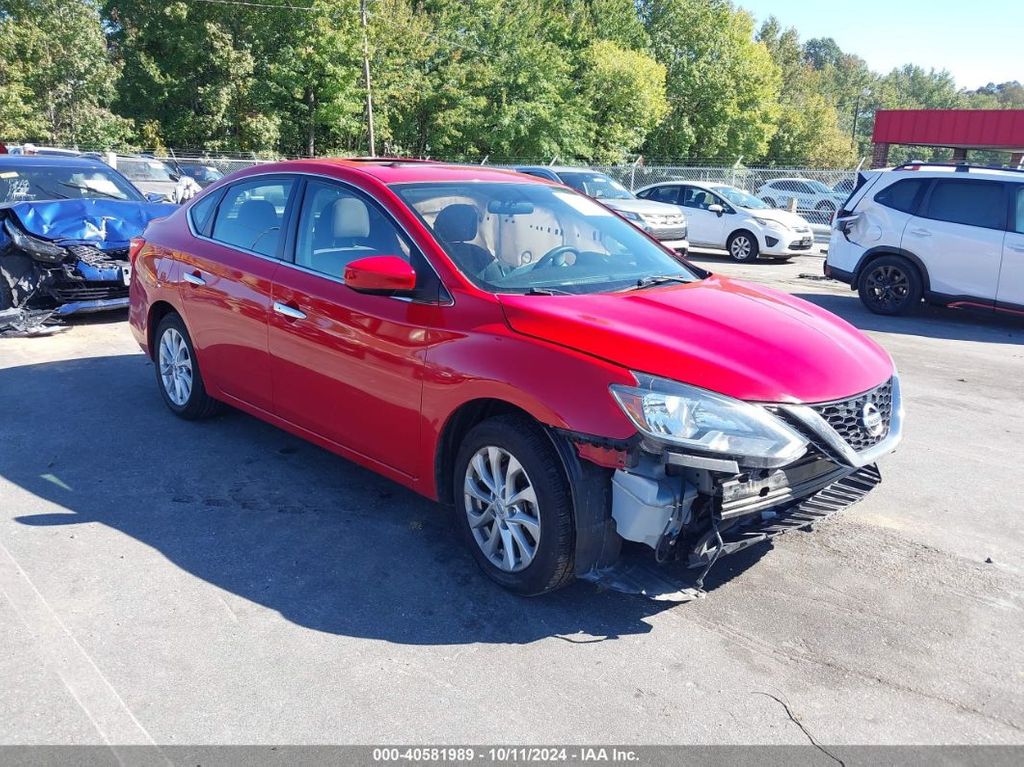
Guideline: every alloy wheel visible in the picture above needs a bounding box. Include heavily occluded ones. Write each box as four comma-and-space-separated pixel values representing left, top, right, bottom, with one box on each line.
158, 327, 193, 406
463, 446, 541, 573
865, 264, 910, 311
731, 235, 753, 260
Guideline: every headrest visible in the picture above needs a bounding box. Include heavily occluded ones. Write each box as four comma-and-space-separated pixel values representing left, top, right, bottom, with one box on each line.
329, 197, 370, 239
235, 199, 277, 231
434, 203, 479, 243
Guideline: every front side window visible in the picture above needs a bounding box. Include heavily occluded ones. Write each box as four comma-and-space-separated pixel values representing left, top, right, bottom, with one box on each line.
210, 178, 294, 257
922, 180, 1006, 230
294, 180, 411, 277
642, 186, 680, 205
681, 187, 720, 210
392, 181, 698, 295
874, 179, 928, 214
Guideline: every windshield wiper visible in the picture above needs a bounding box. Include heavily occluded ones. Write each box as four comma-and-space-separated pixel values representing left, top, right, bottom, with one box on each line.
524, 286, 572, 295
58, 182, 121, 200
627, 275, 690, 291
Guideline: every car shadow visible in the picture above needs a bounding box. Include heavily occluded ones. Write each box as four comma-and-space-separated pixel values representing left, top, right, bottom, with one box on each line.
792, 291, 1024, 345
1, 354, 770, 645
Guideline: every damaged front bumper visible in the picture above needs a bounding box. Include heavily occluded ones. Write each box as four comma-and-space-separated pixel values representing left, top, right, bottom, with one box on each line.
588, 377, 903, 593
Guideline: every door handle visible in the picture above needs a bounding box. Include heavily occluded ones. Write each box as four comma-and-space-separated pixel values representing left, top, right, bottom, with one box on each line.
1010, 244, 1024, 253
909, 228, 932, 237
273, 301, 306, 320
183, 271, 206, 286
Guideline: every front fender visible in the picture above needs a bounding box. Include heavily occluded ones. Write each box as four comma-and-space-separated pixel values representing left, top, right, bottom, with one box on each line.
418, 329, 638, 497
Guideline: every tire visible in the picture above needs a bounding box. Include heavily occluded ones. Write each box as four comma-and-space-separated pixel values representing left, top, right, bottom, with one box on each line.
0, 272, 13, 311
153, 312, 220, 419
857, 255, 923, 316
727, 231, 759, 262
453, 414, 575, 596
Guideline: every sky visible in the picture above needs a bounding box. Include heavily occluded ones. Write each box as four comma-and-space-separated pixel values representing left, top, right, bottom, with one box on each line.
737, 0, 1023, 90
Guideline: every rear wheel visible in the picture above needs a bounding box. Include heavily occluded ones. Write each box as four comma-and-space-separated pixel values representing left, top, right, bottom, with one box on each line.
453, 415, 575, 595
857, 255, 923, 316
153, 312, 220, 419
727, 231, 759, 262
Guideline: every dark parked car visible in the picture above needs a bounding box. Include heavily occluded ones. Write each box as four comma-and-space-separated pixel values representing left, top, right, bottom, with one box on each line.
178, 163, 225, 188
0, 155, 174, 328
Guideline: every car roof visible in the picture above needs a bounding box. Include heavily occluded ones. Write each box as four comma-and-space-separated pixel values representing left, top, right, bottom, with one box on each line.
883, 165, 1024, 182
231, 158, 542, 185
0, 154, 112, 169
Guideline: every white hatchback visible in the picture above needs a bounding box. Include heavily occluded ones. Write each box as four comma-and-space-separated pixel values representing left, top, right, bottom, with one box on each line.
637, 181, 815, 261
827, 163, 1024, 316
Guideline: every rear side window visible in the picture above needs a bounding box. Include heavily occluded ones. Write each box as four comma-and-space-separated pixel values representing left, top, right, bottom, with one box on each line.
211, 178, 294, 256
922, 180, 1006, 230
188, 192, 219, 235
874, 179, 928, 214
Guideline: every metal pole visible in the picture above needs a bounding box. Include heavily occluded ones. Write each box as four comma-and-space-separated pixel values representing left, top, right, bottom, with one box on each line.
360, 0, 376, 156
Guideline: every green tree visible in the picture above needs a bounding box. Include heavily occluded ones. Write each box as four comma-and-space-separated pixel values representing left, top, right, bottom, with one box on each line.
580, 40, 667, 162
640, 0, 781, 161
0, 0, 131, 146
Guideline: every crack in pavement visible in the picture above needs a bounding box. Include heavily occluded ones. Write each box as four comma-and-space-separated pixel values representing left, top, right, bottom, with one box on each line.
753, 691, 845, 766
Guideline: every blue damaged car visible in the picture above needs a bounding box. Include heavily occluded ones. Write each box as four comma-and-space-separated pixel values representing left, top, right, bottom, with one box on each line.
0, 155, 175, 329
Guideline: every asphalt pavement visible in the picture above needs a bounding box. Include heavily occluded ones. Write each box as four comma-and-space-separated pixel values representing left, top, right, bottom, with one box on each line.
1, 253, 1022, 746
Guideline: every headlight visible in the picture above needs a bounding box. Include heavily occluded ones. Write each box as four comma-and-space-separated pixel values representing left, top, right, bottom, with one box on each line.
619, 210, 644, 222
4, 219, 67, 262
610, 373, 808, 468
753, 217, 786, 230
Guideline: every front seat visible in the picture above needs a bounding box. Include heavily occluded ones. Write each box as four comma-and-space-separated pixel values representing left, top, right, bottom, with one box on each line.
433, 204, 493, 275
308, 196, 377, 275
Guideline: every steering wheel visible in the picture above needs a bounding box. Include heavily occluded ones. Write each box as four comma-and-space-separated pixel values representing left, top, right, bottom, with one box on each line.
531, 245, 580, 271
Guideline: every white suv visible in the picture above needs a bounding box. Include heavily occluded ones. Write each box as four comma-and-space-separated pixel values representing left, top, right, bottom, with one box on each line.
637, 181, 814, 261
826, 163, 1024, 316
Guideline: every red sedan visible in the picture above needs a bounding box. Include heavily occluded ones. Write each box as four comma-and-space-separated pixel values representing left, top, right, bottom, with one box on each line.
129, 159, 902, 595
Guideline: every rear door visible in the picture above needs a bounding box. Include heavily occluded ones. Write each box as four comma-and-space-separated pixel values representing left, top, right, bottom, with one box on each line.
177, 174, 296, 411
997, 184, 1024, 310
903, 178, 1007, 303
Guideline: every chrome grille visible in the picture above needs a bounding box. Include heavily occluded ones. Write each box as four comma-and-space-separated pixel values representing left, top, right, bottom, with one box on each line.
810, 379, 893, 451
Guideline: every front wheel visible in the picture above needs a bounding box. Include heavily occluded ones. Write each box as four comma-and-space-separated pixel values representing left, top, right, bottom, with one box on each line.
153, 312, 220, 419
857, 255, 923, 315
453, 415, 575, 595
727, 231, 759, 262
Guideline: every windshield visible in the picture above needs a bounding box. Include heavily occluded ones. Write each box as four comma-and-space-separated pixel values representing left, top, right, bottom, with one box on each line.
393, 182, 698, 295
714, 186, 769, 209
556, 171, 634, 200
806, 180, 833, 194
184, 166, 223, 183
117, 158, 175, 183
0, 162, 145, 203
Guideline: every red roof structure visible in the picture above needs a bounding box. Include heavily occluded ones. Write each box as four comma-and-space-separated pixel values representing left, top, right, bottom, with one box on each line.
873, 109, 1024, 151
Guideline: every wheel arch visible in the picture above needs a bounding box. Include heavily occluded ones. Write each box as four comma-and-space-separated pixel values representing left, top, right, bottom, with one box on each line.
855, 247, 931, 293
434, 397, 621, 577
146, 300, 180, 360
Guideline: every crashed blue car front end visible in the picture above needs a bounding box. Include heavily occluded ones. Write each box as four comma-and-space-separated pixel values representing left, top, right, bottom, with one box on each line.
0, 198, 174, 319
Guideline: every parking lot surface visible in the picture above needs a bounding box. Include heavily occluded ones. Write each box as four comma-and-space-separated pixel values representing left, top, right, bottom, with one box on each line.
2, 253, 1023, 746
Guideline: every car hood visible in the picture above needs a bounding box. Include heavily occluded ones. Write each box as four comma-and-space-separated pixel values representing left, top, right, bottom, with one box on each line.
2, 198, 176, 250
498, 276, 893, 404
601, 198, 683, 216
742, 208, 810, 229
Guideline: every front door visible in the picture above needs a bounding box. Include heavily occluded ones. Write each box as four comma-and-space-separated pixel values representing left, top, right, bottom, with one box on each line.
269, 178, 441, 477
997, 184, 1024, 310
177, 175, 296, 411
680, 185, 726, 247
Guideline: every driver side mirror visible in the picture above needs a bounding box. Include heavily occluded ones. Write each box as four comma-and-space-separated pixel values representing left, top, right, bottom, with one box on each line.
708, 204, 724, 217
344, 255, 417, 295
145, 192, 168, 203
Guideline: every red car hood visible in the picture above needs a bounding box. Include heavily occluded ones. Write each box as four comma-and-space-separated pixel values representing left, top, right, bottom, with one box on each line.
498, 276, 893, 404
